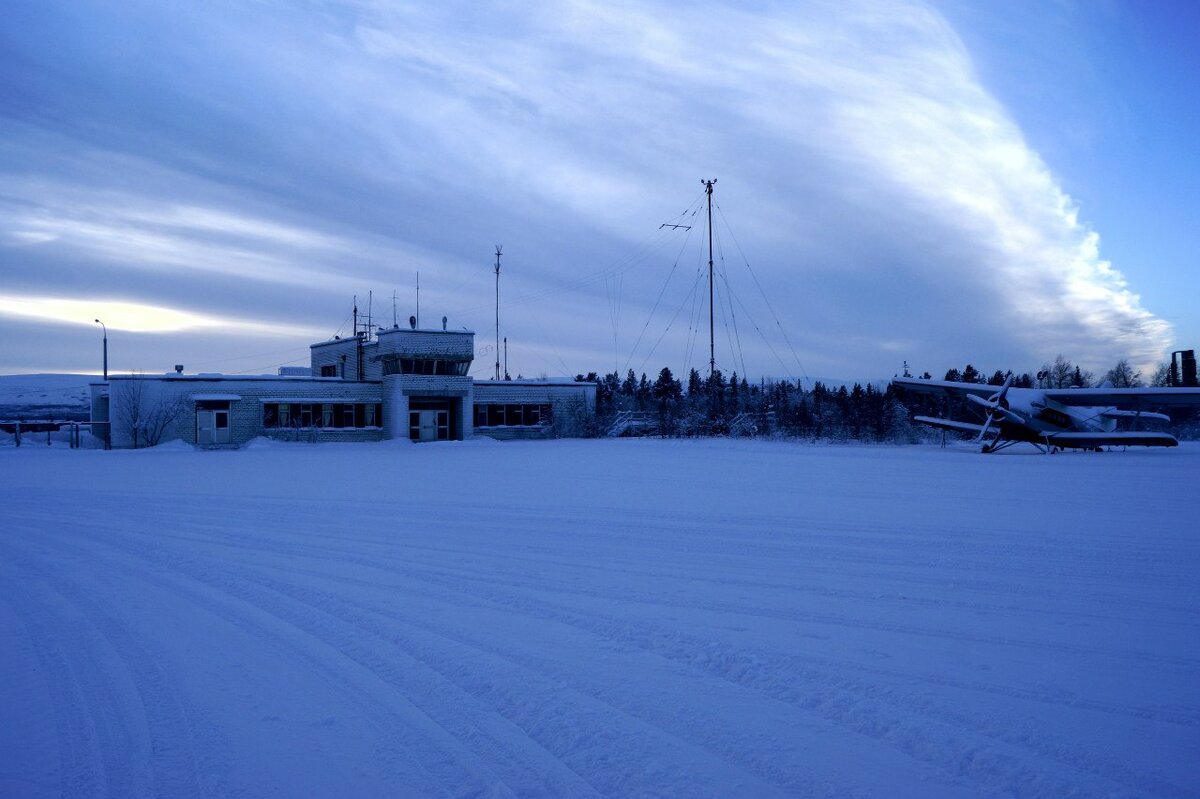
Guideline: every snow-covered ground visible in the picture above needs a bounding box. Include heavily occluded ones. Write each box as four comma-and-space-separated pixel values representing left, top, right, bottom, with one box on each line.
0, 374, 93, 421
0, 374, 94, 407
2, 438, 1197, 798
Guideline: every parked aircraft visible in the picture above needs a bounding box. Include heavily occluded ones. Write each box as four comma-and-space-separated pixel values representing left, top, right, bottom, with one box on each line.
892, 375, 1200, 453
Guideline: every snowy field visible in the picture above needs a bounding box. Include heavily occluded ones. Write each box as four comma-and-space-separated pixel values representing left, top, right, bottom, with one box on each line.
0, 374, 92, 420
2, 438, 1198, 798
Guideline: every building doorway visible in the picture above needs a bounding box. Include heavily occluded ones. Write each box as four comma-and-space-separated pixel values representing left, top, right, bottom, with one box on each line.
409, 409, 449, 442
406, 397, 457, 441
196, 408, 231, 444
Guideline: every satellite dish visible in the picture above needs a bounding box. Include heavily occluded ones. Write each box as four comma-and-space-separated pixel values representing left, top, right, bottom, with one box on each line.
409, 315, 416, 330
442, 316, 448, 331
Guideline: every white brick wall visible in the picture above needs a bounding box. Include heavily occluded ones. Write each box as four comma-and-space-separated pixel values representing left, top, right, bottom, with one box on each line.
99, 372, 596, 447
382, 374, 474, 440
473, 381, 596, 410
375, 328, 474, 359
104, 376, 382, 448
309, 337, 380, 380
472, 381, 597, 439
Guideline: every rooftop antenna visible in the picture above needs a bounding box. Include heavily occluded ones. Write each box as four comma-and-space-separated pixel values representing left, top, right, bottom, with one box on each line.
702, 178, 717, 376
367, 290, 373, 338
494, 244, 503, 380
416, 272, 420, 329
391, 289, 397, 328
352, 294, 358, 336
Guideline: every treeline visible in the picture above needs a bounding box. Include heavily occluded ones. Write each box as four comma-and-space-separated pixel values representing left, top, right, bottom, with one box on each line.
573, 354, 1199, 441
573, 367, 920, 442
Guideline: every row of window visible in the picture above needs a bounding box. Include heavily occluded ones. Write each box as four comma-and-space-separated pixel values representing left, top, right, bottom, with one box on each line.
474, 403, 551, 428
262, 402, 382, 429
260, 401, 548, 429
382, 358, 471, 377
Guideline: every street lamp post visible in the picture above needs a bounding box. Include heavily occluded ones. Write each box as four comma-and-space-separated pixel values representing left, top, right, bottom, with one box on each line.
94, 319, 107, 380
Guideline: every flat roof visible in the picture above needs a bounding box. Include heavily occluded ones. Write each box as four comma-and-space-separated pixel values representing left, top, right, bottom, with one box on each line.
259, 396, 378, 403
310, 338, 380, 350
476, 379, 595, 387
377, 327, 475, 335
106, 374, 379, 383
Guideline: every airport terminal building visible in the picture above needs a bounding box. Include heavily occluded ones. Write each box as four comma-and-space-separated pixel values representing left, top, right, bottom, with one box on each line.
90, 322, 595, 448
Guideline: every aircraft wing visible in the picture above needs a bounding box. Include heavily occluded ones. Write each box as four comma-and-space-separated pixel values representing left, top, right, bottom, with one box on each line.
1099, 409, 1171, 423
1043, 387, 1200, 408
1046, 431, 1179, 448
912, 415, 985, 435
891, 377, 1000, 400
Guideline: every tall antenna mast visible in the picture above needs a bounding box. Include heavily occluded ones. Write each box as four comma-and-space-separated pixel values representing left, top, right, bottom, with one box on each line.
494, 245, 503, 380
391, 289, 397, 328
416, 272, 420, 329
702, 178, 717, 376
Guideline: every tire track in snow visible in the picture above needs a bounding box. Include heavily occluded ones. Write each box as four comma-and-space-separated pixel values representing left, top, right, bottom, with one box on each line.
155, 508, 1190, 799
111, 522, 1188, 798
152, 514, 1199, 735
74, 522, 802, 797
57, 497, 1200, 730
368, 556, 1195, 799
18, 505, 835, 797
81, 496, 1199, 676
8, 484, 1197, 798
21, 516, 604, 799
212, 557, 818, 798
65, 487, 1200, 620
0, 537, 222, 798
120, 490, 1200, 635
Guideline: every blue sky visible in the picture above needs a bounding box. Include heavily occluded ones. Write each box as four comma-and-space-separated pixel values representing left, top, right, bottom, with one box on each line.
1, 0, 1195, 383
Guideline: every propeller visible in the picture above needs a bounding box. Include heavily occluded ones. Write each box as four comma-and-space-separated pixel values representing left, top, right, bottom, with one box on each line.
967, 373, 1015, 447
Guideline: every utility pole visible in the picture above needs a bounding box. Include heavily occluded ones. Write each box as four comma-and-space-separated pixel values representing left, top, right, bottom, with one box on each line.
702, 178, 717, 376
494, 245, 502, 380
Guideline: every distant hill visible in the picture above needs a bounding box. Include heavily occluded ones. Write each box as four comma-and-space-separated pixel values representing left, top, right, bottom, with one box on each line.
0, 374, 95, 420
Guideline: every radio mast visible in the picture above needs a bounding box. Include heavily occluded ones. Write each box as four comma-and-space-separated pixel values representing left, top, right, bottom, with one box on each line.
702, 178, 717, 376
494, 245, 503, 380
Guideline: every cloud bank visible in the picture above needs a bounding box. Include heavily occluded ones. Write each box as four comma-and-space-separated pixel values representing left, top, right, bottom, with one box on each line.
0, 0, 1173, 379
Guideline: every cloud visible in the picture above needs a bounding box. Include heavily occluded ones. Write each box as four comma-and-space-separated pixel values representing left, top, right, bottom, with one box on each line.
0, 294, 325, 338
0, 0, 1175, 378
323, 0, 1172, 373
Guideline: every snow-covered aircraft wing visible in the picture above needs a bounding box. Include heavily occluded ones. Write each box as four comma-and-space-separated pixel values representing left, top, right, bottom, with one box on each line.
891, 377, 999, 399
1042, 387, 1200, 408
1099, 408, 1171, 422
1046, 431, 1179, 448
912, 415, 986, 435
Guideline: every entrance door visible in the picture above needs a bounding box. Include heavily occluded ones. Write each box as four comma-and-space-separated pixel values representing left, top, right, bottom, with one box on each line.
410, 410, 439, 442
407, 398, 457, 441
197, 409, 231, 444
419, 410, 439, 441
